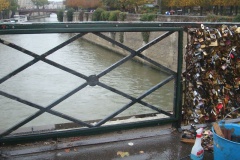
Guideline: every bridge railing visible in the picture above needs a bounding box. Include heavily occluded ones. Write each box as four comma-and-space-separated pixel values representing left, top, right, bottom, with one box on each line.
0, 22, 184, 143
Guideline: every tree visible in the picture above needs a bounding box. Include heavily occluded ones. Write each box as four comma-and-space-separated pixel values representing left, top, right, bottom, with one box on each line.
66, 0, 101, 10
31, 0, 49, 9
8, 0, 19, 18
102, 0, 154, 13
132, 0, 154, 13
101, 0, 120, 10
193, 0, 211, 16
212, 0, 226, 15
57, 9, 64, 22
0, 0, 9, 13
227, 0, 240, 15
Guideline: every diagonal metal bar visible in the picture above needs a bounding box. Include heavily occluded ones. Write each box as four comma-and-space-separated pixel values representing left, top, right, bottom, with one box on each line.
98, 81, 172, 117
137, 31, 174, 53
95, 31, 174, 78
95, 75, 175, 127
93, 32, 134, 53
42, 58, 88, 80
137, 54, 176, 74
0, 39, 38, 58
0, 83, 88, 137
0, 90, 93, 128
0, 33, 86, 84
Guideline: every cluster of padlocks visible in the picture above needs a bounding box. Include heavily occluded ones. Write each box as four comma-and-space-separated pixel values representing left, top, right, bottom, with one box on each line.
182, 24, 240, 125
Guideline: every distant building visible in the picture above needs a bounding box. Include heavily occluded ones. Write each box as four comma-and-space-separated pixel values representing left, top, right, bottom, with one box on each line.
17, 0, 35, 9
17, 0, 64, 9
47, 1, 65, 9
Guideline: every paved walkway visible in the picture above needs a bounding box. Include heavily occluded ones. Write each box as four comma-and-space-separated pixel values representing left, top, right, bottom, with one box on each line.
0, 125, 214, 160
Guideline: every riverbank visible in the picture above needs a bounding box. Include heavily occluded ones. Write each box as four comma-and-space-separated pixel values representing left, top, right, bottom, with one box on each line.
81, 29, 186, 73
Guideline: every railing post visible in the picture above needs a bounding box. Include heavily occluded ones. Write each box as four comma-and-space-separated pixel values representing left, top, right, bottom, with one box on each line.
173, 29, 184, 130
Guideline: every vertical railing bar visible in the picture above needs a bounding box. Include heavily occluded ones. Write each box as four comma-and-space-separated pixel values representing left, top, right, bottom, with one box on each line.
0, 33, 86, 84
0, 83, 88, 137
173, 29, 184, 128
0, 90, 93, 128
98, 82, 172, 117
96, 31, 175, 78
95, 75, 175, 126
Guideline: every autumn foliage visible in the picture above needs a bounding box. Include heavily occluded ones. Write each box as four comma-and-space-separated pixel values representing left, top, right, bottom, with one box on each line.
0, 0, 10, 12
66, 0, 101, 9
164, 0, 240, 8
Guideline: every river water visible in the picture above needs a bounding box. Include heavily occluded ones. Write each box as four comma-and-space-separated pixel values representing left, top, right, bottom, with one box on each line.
0, 14, 174, 129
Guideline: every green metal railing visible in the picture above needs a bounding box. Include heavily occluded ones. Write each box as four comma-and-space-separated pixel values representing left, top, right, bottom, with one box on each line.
0, 22, 183, 143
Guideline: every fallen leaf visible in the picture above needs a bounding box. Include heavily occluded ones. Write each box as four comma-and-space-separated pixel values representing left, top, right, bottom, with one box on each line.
74, 148, 77, 152
117, 151, 130, 158
65, 148, 70, 153
139, 151, 144, 154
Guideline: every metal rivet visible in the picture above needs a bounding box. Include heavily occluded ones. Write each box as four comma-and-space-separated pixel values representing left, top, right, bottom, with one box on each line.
12, 26, 15, 29
116, 25, 118, 27
159, 24, 162, 27
66, 25, 68, 28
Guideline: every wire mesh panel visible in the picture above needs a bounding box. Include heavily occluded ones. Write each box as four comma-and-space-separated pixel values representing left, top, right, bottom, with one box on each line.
0, 22, 183, 142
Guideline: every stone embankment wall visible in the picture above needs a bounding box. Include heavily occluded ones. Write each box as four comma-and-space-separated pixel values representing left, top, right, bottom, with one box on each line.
82, 32, 185, 73
64, 12, 201, 72
70, 12, 206, 22
26, 12, 50, 20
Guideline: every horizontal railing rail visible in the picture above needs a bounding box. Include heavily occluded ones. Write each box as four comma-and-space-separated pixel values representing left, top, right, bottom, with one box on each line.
0, 22, 183, 143
1, 22, 239, 34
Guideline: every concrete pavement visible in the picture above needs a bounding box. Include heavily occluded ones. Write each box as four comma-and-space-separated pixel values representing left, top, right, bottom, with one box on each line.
0, 125, 214, 160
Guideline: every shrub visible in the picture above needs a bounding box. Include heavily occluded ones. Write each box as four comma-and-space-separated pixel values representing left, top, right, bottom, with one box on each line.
109, 10, 121, 21
119, 12, 127, 21
140, 14, 156, 43
140, 13, 156, 21
92, 8, 105, 21
101, 11, 110, 21
57, 9, 64, 22
67, 8, 75, 22
206, 14, 233, 22
233, 15, 240, 22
